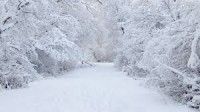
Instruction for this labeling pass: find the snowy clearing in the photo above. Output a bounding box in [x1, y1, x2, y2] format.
[0, 63, 194, 112]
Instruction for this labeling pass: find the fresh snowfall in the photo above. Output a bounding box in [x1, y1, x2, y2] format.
[0, 63, 193, 112]
[1, 0, 200, 111]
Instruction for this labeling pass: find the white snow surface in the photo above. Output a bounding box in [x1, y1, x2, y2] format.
[0, 63, 194, 112]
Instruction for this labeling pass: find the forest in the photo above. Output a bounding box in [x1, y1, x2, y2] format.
[0, 0, 200, 111]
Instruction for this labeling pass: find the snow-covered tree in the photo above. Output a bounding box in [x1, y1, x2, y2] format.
[114, 0, 200, 109]
[0, 0, 105, 89]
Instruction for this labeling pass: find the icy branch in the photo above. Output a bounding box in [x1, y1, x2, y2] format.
[187, 34, 200, 69]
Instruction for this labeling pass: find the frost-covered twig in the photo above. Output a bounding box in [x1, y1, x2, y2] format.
[187, 34, 200, 69]
[155, 59, 190, 81]
[155, 60, 200, 89]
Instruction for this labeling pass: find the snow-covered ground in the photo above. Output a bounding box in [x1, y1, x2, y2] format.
[0, 63, 194, 112]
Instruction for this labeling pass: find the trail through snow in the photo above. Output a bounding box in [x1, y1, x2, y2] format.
[0, 63, 194, 112]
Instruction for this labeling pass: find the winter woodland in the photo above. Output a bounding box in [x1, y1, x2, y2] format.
[1, 0, 200, 110]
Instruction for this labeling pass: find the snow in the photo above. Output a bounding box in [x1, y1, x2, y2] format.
[0, 63, 193, 112]
[187, 33, 200, 69]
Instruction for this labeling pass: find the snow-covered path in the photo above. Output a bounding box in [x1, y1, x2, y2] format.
[0, 63, 193, 112]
